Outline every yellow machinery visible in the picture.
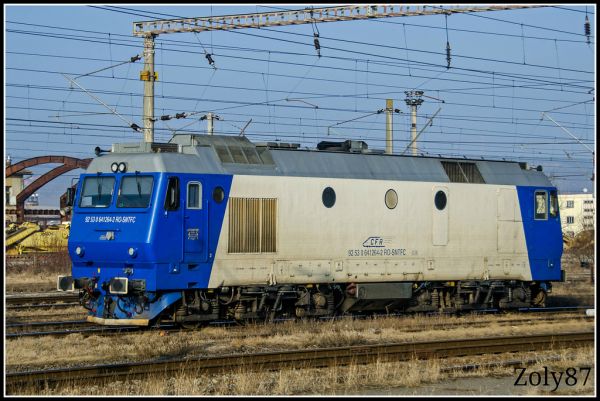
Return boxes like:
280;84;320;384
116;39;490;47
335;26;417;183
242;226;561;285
5;222;70;255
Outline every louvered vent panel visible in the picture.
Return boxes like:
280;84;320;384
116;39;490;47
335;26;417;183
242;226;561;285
441;161;485;184
228;197;277;253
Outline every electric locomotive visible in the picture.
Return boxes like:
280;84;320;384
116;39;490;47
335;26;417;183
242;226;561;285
58;134;564;326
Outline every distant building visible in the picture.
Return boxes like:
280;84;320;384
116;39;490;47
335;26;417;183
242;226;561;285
5;156;60;224
558;193;595;237
5;155;32;207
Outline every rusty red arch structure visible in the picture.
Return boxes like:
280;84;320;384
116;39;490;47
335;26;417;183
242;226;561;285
6;156;92;223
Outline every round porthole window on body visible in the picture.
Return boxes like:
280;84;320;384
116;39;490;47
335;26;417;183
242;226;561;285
322;187;336;208
434;190;447;210
385;189;398;209
213;186;225;203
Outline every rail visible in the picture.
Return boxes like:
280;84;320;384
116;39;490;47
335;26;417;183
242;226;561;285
6;331;593;389
5;293;79;305
5;312;592;339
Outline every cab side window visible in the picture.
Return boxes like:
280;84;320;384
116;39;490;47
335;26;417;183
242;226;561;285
549;190;558;218
164;177;180;211
534;190;547;220
187;182;202;209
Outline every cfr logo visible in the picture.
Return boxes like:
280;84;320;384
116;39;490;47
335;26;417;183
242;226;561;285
362;237;385;248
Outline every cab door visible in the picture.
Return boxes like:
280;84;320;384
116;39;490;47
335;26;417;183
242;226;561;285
183;179;209;263
517;187;563;281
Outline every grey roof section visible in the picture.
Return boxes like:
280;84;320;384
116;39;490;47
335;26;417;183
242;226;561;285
86;134;553;187
86;149;225;175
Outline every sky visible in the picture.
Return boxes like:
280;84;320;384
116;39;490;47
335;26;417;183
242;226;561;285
4;4;597;208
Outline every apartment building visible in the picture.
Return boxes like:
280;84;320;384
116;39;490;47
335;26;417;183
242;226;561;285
558;192;595;237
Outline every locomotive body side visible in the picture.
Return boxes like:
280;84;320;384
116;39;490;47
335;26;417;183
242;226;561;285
209;175;562;287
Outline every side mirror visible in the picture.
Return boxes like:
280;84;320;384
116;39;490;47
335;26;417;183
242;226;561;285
66;187;75;207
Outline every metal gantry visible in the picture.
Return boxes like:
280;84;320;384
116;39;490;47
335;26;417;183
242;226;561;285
131;4;542;143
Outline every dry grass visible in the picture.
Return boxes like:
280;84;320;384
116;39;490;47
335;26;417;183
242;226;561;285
16;346;594;396
6;251;70;287
6;314;593;373
552;280;594;296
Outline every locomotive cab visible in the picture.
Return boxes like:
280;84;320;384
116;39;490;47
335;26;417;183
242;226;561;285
58;143;232;325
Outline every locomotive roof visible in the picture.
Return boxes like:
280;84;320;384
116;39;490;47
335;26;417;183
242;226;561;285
85;134;553;187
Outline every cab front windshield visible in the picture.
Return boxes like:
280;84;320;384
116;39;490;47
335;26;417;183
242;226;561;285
79;176;115;208
117;175;154;208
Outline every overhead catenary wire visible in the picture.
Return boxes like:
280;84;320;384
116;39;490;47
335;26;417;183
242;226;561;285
7;46;595;98
6;117;595;150
6;23;595;89
73;54;141;80
7;18;595;77
61;74;142;132
8;68;593;120
6;94;595;133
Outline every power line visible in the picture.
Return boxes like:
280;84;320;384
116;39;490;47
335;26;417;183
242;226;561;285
549;6;595;15
7;19;594;84
456;6;592;37
5;118;595;155
7;26;594;94
7;50;594;98
7;15;595;78
7;102;595;132
7;77;595;125
370;18;594;45
6;60;592;111
8;93;593;128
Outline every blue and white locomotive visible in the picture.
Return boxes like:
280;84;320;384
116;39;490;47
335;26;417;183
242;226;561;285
58;134;564;325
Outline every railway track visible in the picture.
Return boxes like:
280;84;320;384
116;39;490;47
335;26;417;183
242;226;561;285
5;293;80;310
6;311;88;324
5;310;592;339
5;293;79;305
5;319;149;338
6;282;57;293
6;330;593;390
7;302;81;310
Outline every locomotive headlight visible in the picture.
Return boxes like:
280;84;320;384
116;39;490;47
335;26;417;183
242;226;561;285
128;247;137;258
57;275;74;292
109;277;128;295
110;162;119;173
75;246;84;257
118;162;127;173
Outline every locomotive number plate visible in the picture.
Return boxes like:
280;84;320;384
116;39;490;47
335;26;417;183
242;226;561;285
187;228;199;240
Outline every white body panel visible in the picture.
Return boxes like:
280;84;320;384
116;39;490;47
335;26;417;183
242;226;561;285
207;175;532;287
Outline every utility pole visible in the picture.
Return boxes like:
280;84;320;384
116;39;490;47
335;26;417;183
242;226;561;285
141;34;156;143
206;113;221;135
385;99;394;154
405;91;424;156
402;107;442;155
131;5;540;143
